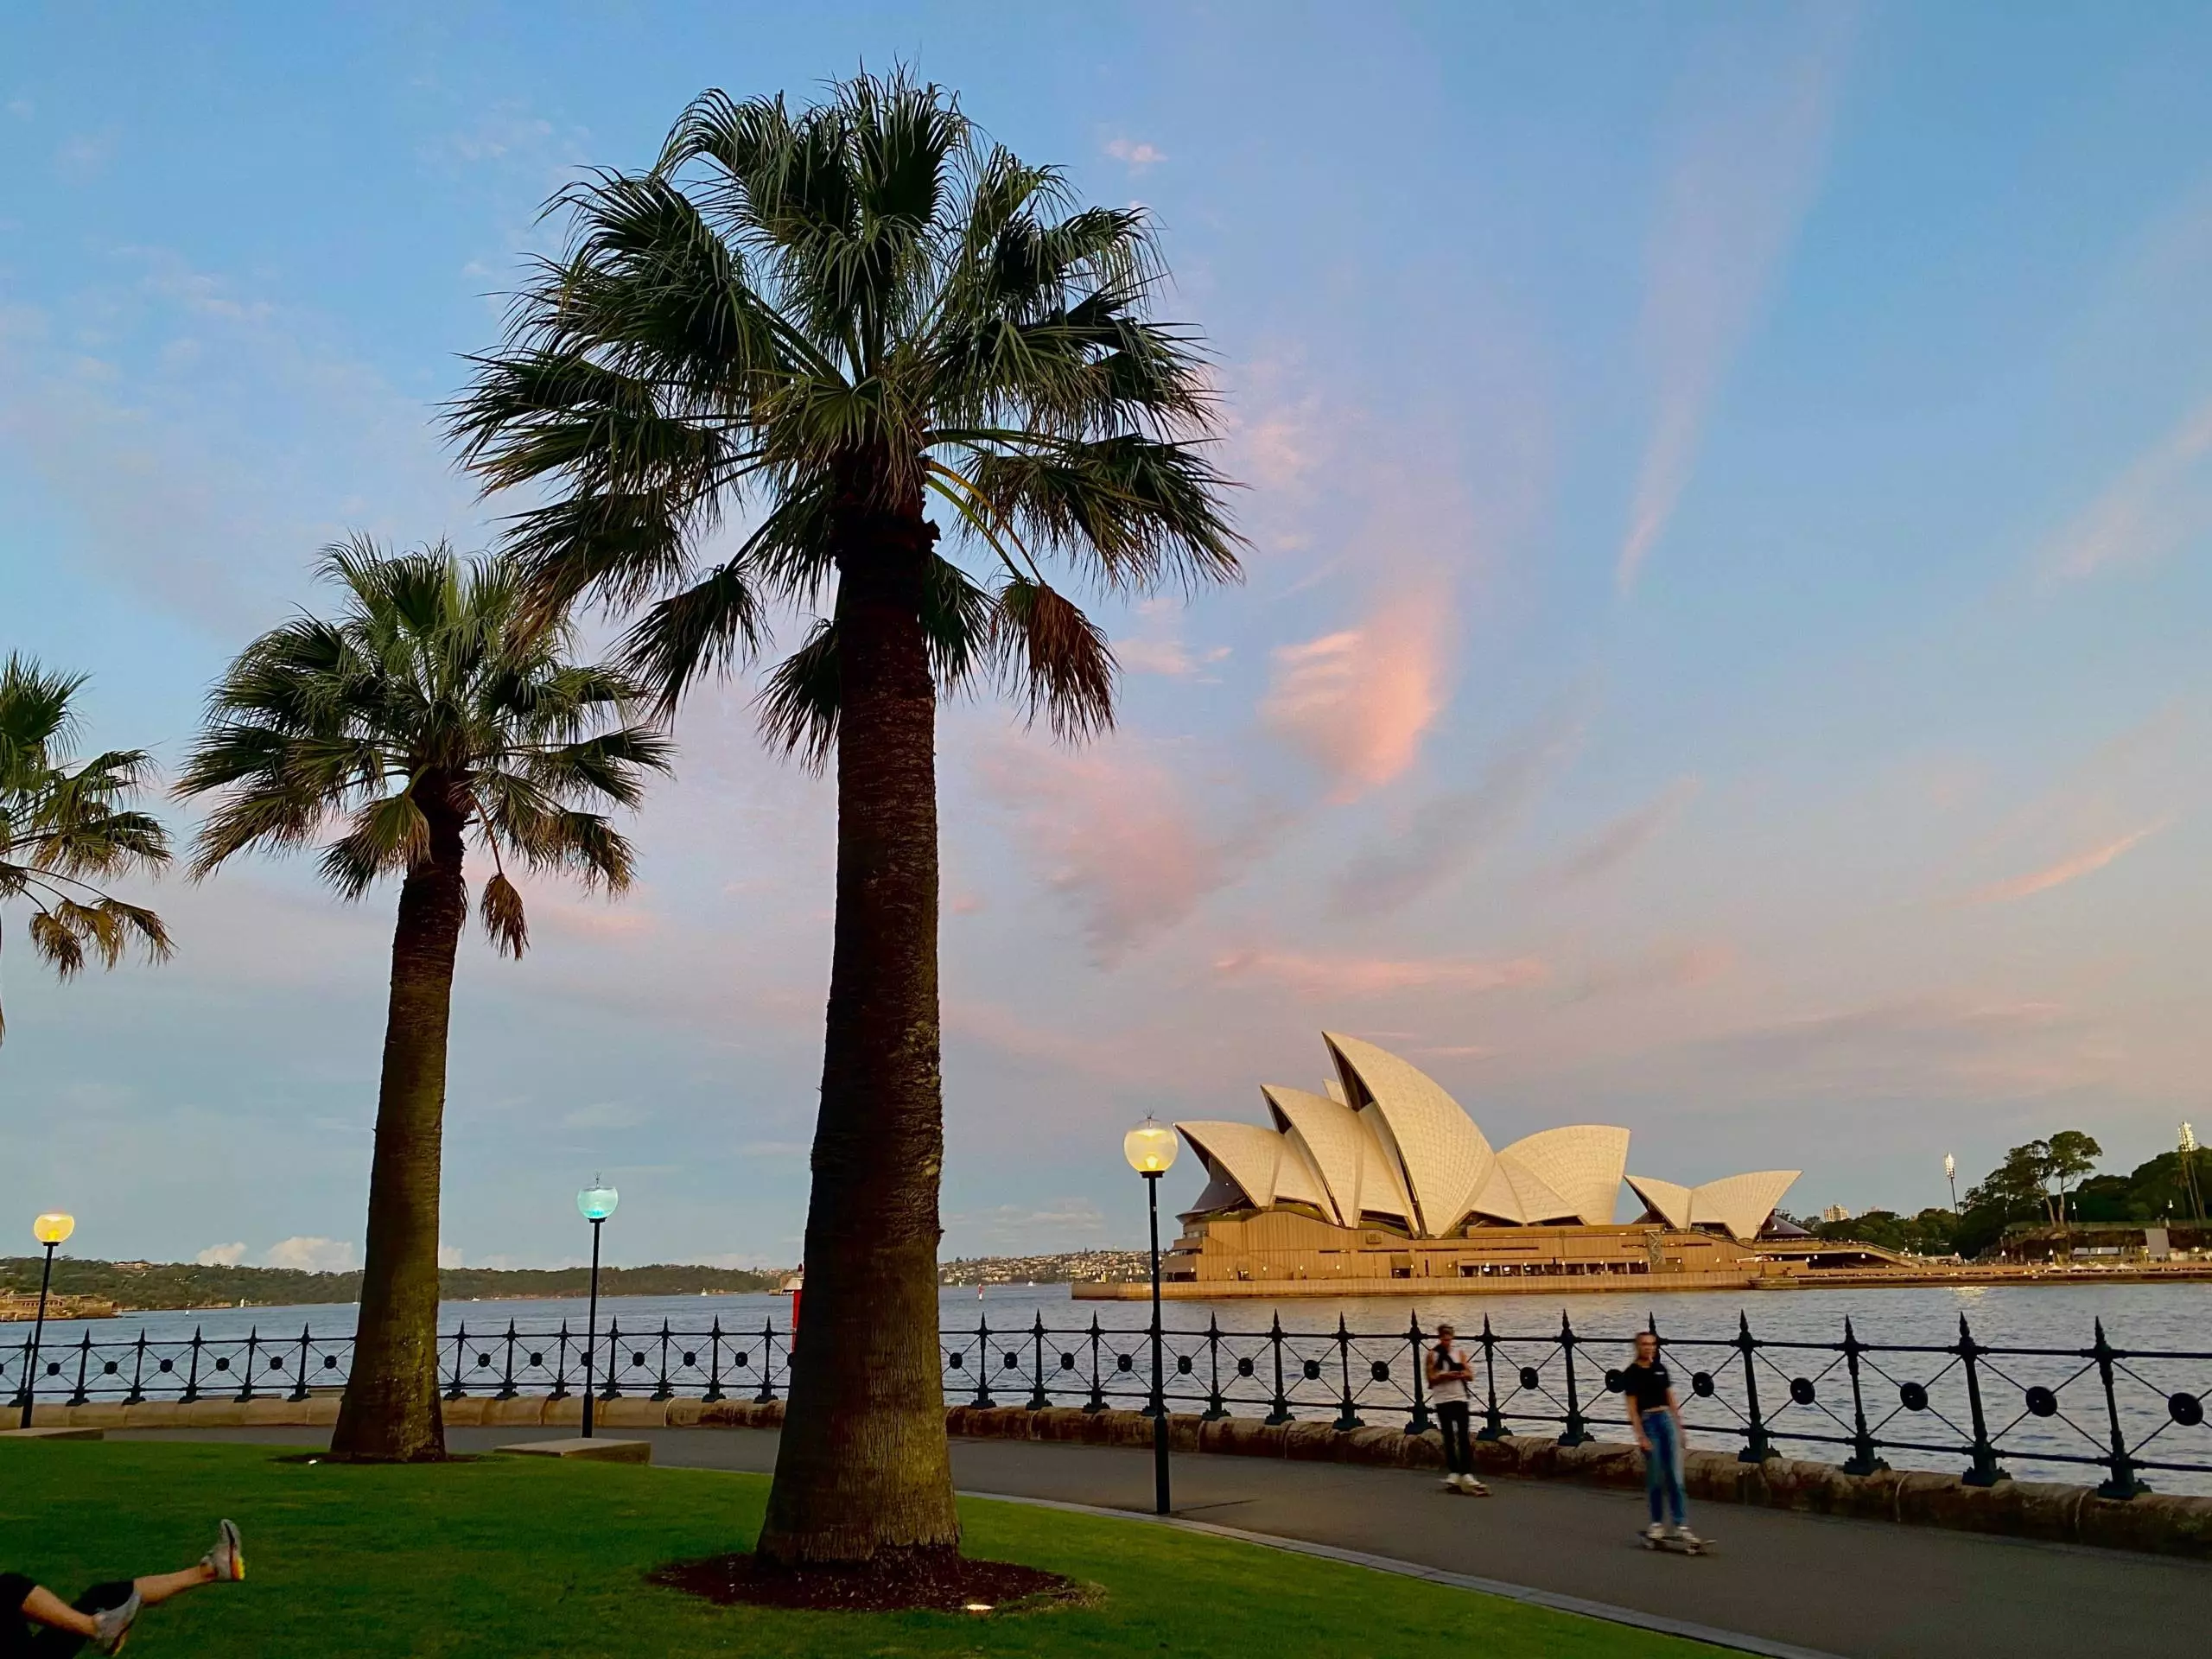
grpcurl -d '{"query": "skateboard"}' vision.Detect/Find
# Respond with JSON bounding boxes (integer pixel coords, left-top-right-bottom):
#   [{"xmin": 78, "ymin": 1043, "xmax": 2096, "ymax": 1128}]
[{"xmin": 1640, "ymin": 1531, "xmax": 1712, "ymax": 1555}]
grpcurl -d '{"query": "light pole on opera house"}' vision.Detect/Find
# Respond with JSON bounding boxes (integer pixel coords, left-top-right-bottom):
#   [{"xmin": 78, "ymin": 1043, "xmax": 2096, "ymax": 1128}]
[
  {"xmin": 1124, "ymin": 1117, "xmax": 1178, "ymax": 1516},
  {"xmin": 19, "ymin": 1211, "xmax": 75, "ymax": 1429},
  {"xmin": 576, "ymin": 1179, "xmax": 618, "ymax": 1438}
]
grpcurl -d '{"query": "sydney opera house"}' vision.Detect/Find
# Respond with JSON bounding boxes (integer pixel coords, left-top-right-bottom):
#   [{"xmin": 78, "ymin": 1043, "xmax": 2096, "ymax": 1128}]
[{"xmin": 1154, "ymin": 1033, "xmax": 1805, "ymax": 1293}]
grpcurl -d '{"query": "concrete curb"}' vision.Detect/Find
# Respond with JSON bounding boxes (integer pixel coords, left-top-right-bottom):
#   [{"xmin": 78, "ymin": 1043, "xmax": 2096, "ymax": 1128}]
[{"xmin": 27, "ymin": 1395, "xmax": 2210, "ymax": 1559}]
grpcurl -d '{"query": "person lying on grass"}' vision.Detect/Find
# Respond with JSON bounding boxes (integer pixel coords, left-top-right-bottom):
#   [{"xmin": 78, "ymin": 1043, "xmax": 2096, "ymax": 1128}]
[{"xmin": 1, "ymin": 1520, "xmax": 242, "ymax": 1656}]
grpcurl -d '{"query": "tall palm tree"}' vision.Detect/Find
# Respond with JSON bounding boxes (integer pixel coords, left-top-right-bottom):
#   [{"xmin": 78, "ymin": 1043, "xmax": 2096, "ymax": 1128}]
[
  {"xmin": 450, "ymin": 71, "xmax": 1241, "ymax": 1564},
  {"xmin": 0, "ymin": 653, "xmax": 172, "ymax": 1043},
  {"xmin": 177, "ymin": 540, "xmax": 671, "ymax": 1461}
]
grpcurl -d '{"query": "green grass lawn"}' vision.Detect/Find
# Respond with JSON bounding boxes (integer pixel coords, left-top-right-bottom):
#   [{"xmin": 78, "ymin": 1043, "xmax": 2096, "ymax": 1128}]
[{"xmin": 2, "ymin": 1441, "xmax": 1715, "ymax": 1657}]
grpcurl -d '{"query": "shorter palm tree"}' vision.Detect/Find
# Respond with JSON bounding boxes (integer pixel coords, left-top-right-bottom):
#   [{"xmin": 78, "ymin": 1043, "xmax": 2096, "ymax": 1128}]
[
  {"xmin": 178, "ymin": 539, "xmax": 672, "ymax": 1461},
  {"xmin": 0, "ymin": 653, "xmax": 172, "ymax": 1043}
]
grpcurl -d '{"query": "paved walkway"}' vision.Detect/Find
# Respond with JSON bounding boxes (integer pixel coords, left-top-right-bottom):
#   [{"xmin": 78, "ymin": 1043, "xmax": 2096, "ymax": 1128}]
[{"xmin": 120, "ymin": 1426, "xmax": 2205, "ymax": 1659}]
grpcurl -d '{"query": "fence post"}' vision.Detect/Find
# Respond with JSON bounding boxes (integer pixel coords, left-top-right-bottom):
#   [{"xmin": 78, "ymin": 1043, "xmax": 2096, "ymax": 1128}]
[
  {"xmin": 652, "ymin": 1321, "xmax": 675, "ymax": 1402},
  {"xmin": 181, "ymin": 1327, "xmax": 203, "ymax": 1405},
  {"xmin": 1736, "ymin": 1312, "xmax": 1774, "ymax": 1463},
  {"xmin": 1405, "ymin": 1311, "xmax": 1431, "ymax": 1434},
  {"xmin": 1556, "ymin": 1311, "xmax": 1590, "ymax": 1446},
  {"xmin": 494, "ymin": 1322, "xmax": 519, "ymax": 1402},
  {"xmin": 289, "ymin": 1325, "xmax": 313, "ymax": 1404},
  {"xmin": 1476, "ymin": 1315, "xmax": 1505, "ymax": 1440},
  {"xmin": 1840, "ymin": 1317, "xmax": 1887, "ymax": 1476},
  {"xmin": 237, "ymin": 1328, "xmax": 260, "ymax": 1404},
  {"xmin": 124, "ymin": 1331, "xmax": 149, "ymax": 1407},
  {"xmin": 1203, "ymin": 1314, "xmax": 1229, "ymax": 1421},
  {"xmin": 68, "ymin": 1332, "xmax": 92, "ymax": 1407},
  {"xmin": 2090, "ymin": 1318, "xmax": 2144, "ymax": 1500},
  {"xmin": 1265, "ymin": 1313, "xmax": 1293, "ymax": 1425},
  {"xmin": 1332, "ymin": 1314, "xmax": 1363, "ymax": 1430},
  {"xmin": 599, "ymin": 1319, "xmax": 622, "ymax": 1400},
  {"xmin": 702, "ymin": 1319, "xmax": 726, "ymax": 1404},
  {"xmin": 1083, "ymin": 1314, "xmax": 1107, "ymax": 1414},
  {"xmin": 753, "ymin": 1319, "xmax": 778, "ymax": 1404},
  {"xmin": 973, "ymin": 1315, "xmax": 995, "ymax": 1409},
  {"xmin": 1956, "ymin": 1313, "xmax": 2005, "ymax": 1486},
  {"xmin": 444, "ymin": 1322, "xmax": 468, "ymax": 1402},
  {"xmin": 548, "ymin": 1322, "xmax": 572, "ymax": 1401},
  {"xmin": 1027, "ymin": 1315, "xmax": 1050, "ymax": 1412},
  {"xmin": 7, "ymin": 1332, "xmax": 29, "ymax": 1411}
]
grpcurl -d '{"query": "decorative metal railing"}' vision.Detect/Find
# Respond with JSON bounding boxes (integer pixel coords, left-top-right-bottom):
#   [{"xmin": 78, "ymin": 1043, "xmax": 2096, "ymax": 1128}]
[{"xmin": 8, "ymin": 1308, "xmax": 2206, "ymax": 1497}]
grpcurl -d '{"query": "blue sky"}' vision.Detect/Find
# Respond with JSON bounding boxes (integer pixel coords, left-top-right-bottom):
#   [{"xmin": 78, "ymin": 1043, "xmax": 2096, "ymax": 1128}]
[{"xmin": 4, "ymin": 3, "xmax": 2210, "ymax": 1271}]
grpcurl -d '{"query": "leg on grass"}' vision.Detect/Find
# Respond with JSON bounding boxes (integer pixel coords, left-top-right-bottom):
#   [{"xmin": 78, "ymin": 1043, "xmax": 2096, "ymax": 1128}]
[
  {"xmin": 131, "ymin": 1564, "xmax": 217, "ymax": 1606},
  {"xmin": 19, "ymin": 1583, "xmax": 99, "ymax": 1638}
]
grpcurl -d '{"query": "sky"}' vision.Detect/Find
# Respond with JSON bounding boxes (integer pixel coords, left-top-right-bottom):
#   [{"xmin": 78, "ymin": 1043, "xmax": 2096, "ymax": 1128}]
[{"xmin": 4, "ymin": 2, "xmax": 2211, "ymax": 1273}]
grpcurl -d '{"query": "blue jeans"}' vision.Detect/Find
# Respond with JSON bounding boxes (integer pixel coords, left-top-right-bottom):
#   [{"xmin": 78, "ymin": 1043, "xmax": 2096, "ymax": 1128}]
[{"xmin": 1642, "ymin": 1408, "xmax": 1687, "ymax": 1527}]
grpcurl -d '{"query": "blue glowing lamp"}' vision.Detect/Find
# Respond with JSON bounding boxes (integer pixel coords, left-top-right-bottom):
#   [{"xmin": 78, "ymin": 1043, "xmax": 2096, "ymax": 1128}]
[{"xmin": 577, "ymin": 1180, "xmax": 619, "ymax": 1222}]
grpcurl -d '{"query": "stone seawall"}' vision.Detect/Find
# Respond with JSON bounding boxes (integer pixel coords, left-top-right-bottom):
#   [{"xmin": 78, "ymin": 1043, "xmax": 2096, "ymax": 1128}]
[{"xmin": 29, "ymin": 1395, "xmax": 2210, "ymax": 1560}]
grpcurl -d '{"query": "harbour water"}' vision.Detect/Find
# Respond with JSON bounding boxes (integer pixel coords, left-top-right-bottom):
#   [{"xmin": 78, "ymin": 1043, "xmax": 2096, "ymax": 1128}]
[{"xmin": 13, "ymin": 1280, "xmax": 2208, "ymax": 1493}]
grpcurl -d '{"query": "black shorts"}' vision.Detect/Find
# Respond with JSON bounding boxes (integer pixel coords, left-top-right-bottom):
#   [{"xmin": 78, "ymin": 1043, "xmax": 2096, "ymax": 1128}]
[{"xmin": 1, "ymin": 1573, "xmax": 134, "ymax": 1658}]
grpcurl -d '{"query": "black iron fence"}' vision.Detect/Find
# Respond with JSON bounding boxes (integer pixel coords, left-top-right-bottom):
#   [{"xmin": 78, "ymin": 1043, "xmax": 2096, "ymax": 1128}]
[{"xmin": 8, "ymin": 1308, "xmax": 2207, "ymax": 1497}]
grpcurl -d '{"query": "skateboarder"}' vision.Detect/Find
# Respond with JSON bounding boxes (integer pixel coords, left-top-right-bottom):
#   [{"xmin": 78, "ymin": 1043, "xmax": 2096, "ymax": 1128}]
[
  {"xmin": 1624, "ymin": 1332, "xmax": 1702, "ymax": 1551},
  {"xmin": 1427, "ymin": 1323, "xmax": 1489, "ymax": 1496}
]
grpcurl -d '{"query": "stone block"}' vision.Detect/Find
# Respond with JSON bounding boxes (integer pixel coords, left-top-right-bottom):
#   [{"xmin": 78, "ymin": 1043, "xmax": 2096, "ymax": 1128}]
[
  {"xmin": 1281, "ymin": 1421, "xmax": 1342, "ymax": 1462},
  {"xmin": 540, "ymin": 1397, "xmax": 585, "ymax": 1429},
  {"xmin": 176, "ymin": 1402, "xmax": 247, "ymax": 1429},
  {"xmin": 597, "ymin": 1397, "xmax": 672, "ymax": 1429},
  {"xmin": 481, "ymin": 1396, "xmax": 549, "ymax": 1427},
  {"xmin": 442, "ymin": 1397, "xmax": 488, "ymax": 1427},
  {"xmin": 664, "ymin": 1399, "xmax": 702, "ymax": 1427},
  {"xmin": 497, "ymin": 1437, "xmax": 652, "ymax": 1464},
  {"xmin": 65, "ymin": 1404, "xmax": 126, "ymax": 1428}
]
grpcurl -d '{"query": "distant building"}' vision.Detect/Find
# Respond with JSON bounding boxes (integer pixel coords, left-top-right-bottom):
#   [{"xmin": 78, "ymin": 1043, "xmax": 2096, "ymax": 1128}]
[
  {"xmin": 1821, "ymin": 1205, "xmax": 1853, "ymax": 1224},
  {"xmin": 1157, "ymin": 1033, "xmax": 1802, "ymax": 1291}
]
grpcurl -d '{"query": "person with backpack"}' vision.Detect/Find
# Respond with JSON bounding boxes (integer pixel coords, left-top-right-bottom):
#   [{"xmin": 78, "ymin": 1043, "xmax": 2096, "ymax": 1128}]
[{"xmin": 1427, "ymin": 1323, "xmax": 1489, "ymax": 1496}]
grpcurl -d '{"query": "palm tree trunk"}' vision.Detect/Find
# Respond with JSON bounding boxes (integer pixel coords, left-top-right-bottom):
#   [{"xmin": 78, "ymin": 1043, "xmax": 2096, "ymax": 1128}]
[
  {"xmin": 758, "ymin": 503, "xmax": 959, "ymax": 1566},
  {"xmin": 332, "ymin": 797, "xmax": 467, "ymax": 1461}
]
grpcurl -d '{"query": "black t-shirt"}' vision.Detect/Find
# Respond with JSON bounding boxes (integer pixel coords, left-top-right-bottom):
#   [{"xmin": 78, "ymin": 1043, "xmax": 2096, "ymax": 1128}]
[
  {"xmin": 1622, "ymin": 1359, "xmax": 1672, "ymax": 1412},
  {"xmin": 2, "ymin": 1573, "xmax": 37, "ymax": 1658}
]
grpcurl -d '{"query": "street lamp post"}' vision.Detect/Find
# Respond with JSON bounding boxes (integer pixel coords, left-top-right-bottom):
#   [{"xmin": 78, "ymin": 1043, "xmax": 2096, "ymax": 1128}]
[
  {"xmin": 575, "ymin": 1179, "xmax": 618, "ymax": 1438},
  {"xmin": 1945, "ymin": 1154, "xmax": 1959, "ymax": 1217},
  {"xmin": 1123, "ymin": 1118, "xmax": 1179, "ymax": 1516},
  {"xmin": 2181, "ymin": 1125, "xmax": 2204, "ymax": 1224},
  {"xmin": 20, "ymin": 1213, "xmax": 75, "ymax": 1429}
]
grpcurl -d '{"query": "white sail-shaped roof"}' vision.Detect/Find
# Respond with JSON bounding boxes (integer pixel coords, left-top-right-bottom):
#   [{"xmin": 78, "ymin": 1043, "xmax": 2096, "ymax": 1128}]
[
  {"xmin": 1627, "ymin": 1170, "xmax": 1801, "ymax": 1241},
  {"xmin": 1626, "ymin": 1174, "xmax": 1694, "ymax": 1230},
  {"xmin": 1353, "ymin": 1106, "xmax": 1418, "ymax": 1225},
  {"xmin": 1263, "ymin": 1085, "xmax": 1357, "ymax": 1225},
  {"xmin": 1324, "ymin": 1032, "xmax": 1492, "ymax": 1236},
  {"xmin": 1176, "ymin": 1120, "xmax": 1332, "ymax": 1214},
  {"xmin": 1467, "ymin": 1155, "xmax": 1568, "ymax": 1224},
  {"xmin": 1688, "ymin": 1171, "xmax": 1801, "ymax": 1242},
  {"xmin": 1498, "ymin": 1126, "xmax": 1630, "ymax": 1227}
]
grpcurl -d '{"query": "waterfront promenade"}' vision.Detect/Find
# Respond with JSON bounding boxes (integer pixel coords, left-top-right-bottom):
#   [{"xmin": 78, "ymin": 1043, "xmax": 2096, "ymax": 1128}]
[{"xmin": 113, "ymin": 1423, "xmax": 2202, "ymax": 1659}]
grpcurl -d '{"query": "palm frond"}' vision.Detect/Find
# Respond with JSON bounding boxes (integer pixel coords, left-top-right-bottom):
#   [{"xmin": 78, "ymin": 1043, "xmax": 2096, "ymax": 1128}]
[
  {"xmin": 480, "ymin": 871, "xmax": 530, "ymax": 958},
  {"xmin": 989, "ymin": 576, "xmax": 1116, "ymax": 741}
]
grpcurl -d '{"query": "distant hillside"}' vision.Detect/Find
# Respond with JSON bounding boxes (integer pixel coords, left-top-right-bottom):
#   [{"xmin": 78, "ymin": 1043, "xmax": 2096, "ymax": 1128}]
[
  {"xmin": 938, "ymin": 1249, "xmax": 1147, "ymax": 1287},
  {"xmin": 0, "ymin": 1256, "xmax": 781, "ymax": 1313}
]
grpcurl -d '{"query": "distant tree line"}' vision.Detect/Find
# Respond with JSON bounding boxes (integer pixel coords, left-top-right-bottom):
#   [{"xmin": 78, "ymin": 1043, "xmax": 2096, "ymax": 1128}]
[
  {"xmin": 1796, "ymin": 1132, "xmax": 2207, "ymax": 1260},
  {"xmin": 0, "ymin": 1256, "xmax": 779, "ymax": 1311}
]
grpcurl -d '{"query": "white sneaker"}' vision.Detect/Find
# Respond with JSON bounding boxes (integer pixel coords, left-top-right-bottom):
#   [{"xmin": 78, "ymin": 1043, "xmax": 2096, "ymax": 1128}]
[
  {"xmin": 1643, "ymin": 1522, "xmax": 1668, "ymax": 1543},
  {"xmin": 1671, "ymin": 1525, "xmax": 1702, "ymax": 1549}
]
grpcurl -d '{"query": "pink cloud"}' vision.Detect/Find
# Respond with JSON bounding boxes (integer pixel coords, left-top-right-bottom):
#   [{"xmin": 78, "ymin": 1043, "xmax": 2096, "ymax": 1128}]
[
  {"xmin": 2042, "ymin": 397, "xmax": 2212, "ymax": 582},
  {"xmin": 1616, "ymin": 16, "xmax": 1853, "ymax": 594},
  {"xmin": 1961, "ymin": 819, "xmax": 2172, "ymax": 906},
  {"xmin": 970, "ymin": 739, "xmax": 1269, "ymax": 962},
  {"xmin": 1554, "ymin": 774, "xmax": 1700, "ymax": 885},
  {"xmin": 1260, "ymin": 584, "xmax": 1452, "ymax": 801},
  {"xmin": 1211, "ymin": 948, "xmax": 1549, "ymax": 1001}
]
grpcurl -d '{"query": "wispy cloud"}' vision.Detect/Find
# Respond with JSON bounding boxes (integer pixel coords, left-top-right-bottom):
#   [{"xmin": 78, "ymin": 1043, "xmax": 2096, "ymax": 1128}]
[
  {"xmin": 1330, "ymin": 696, "xmax": 1588, "ymax": 913},
  {"xmin": 1616, "ymin": 16, "xmax": 1854, "ymax": 594},
  {"xmin": 264, "ymin": 1236, "xmax": 356, "ymax": 1273},
  {"xmin": 971, "ymin": 737, "xmax": 1274, "ymax": 961},
  {"xmin": 1212, "ymin": 949, "xmax": 1548, "ymax": 1001},
  {"xmin": 1961, "ymin": 818, "xmax": 2172, "ymax": 906},
  {"xmin": 2042, "ymin": 397, "xmax": 2212, "ymax": 583},
  {"xmin": 1104, "ymin": 137, "xmax": 1166, "ymax": 171},
  {"xmin": 195, "ymin": 1242, "xmax": 248, "ymax": 1267},
  {"xmin": 1554, "ymin": 775, "xmax": 1701, "ymax": 884},
  {"xmin": 1261, "ymin": 582, "xmax": 1452, "ymax": 801}
]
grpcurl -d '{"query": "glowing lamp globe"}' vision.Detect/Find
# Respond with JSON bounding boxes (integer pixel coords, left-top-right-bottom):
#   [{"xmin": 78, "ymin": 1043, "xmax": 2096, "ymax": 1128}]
[
  {"xmin": 32, "ymin": 1213, "xmax": 74, "ymax": 1247},
  {"xmin": 1123, "ymin": 1119, "xmax": 1179, "ymax": 1176},
  {"xmin": 576, "ymin": 1183, "xmax": 619, "ymax": 1223}
]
